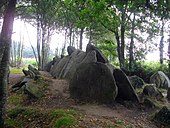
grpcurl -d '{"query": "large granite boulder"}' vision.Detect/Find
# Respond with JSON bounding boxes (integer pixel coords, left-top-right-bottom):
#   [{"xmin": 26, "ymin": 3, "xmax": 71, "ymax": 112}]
[
  {"xmin": 58, "ymin": 50, "xmax": 81, "ymax": 78},
  {"xmin": 45, "ymin": 56, "xmax": 60, "ymax": 72},
  {"xmin": 70, "ymin": 62, "xmax": 118, "ymax": 104},
  {"xmin": 51, "ymin": 56, "xmax": 70, "ymax": 78},
  {"xmin": 67, "ymin": 46, "xmax": 76, "ymax": 56},
  {"xmin": 113, "ymin": 68, "xmax": 139, "ymax": 102},
  {"xmin": 105, "ymin": 63, "xmax": 115, "ymax": 74},
  {"xmin": 128, "ymin": 75, "xmax": 145, "ymax": 89},
  {"xmin": 86, "ymin": 43, "xmax": 108, "ymax": 63},
  {"xmin": 143, "ymin": 84, "xmax": 163, "ymax": 99},
  {"xmin": 154, "ymin": 106, "xmax": 170, "ymax": 127},
  {"xmin": 50, "ymin": 47, "xmax": 98, "ymax": 80},
  {"xmin": 50, "ymin": 57, "xmax": 62, "ymax": 76},
  {"xmin": 44, "ymin": 61, "xmax": 53, "ymax": 72},
  {"xmin": 150, "ymin": 71, "xmax": 170, "ymax": 89},
  {"xmin": 63, "ymin": 50, "xmax": 97, "ymax": 80},
  {"xmin": 50, "ymin": 44, "xmax": 110, "ymax": 80}
]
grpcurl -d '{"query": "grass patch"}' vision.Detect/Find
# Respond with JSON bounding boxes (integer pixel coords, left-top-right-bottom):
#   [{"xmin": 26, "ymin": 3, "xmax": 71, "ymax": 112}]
[
  {"xmin": 108, "ymin": 118, "xmax": 133, "ymax": 128},
  {"xmin": 54, "ymin": 115, "xmax": 76, "ymax": 128},
  {"xmin": 5, "ymin": 107, "xmax": 51, "ymax": 128},
  {"xmin": 10, "ymin": 67, "xmax": 23, "ymax": 74},
  {"xmin": 51, "ymin": 109, "xmax": 77, "ymax": 128},
  {"xmin": 22, "ymin": 58, "xmax": 37, "ymax": 67},
  {"xmin": 5, "ymin": 118, "xmax": 23, "ymax": 128},
  {"xmin": 7, "ymin": 94, "xmax": 26, "ymax": 106},
  {"xmin": 7, "ymin": 107, "xmax": 36, "ymax": 119},
  {"xmin": 5, "ymin": 106, "xmax": 78, "ymax": 128}
]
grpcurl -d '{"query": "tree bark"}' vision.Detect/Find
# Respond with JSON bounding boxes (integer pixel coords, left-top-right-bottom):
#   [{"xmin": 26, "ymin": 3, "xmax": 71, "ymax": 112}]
[
  {"xmin": 61, "ymin": 29, "xmax": 67, "ymax": 56},
  {"xmin": 88, "ymin": 28, "xmax": 92, "ymax": 44},
  {"xmin": 37, "ymin": 18, "xmax": 42, "ymax": 70},
  {"xmin": 120, "ymin": 25, "xmax": 125, "ymax": 69},
  {"xmin": 168, "ymin": 35, "xmax": 170, "ymax": 73},
  {"xmin": 120, "ymin": 9, "xmax": 126, "ymax": 69},
  {"xmin": 41, "ymin": 26, "xmax": 46, "ymax": 70},
  {"xmin": 129, "ymin": 13, "xmax": 136, "ymax": 70},
  {"xmin": 159, "ymin": 21, "xmax": 165, "ymax": 65},
  {"xmin": 0, "ymin": 0, "xmax": 16, "ymax": 127},
  {"xmin": 41, "ymin": 26, "xmax": 51, "ymax": 70},
  {"xmin": 69, "ymin": 24, "xmax": 73, "ymax": 46},
  {"xmin": 79, "ymin": 28, "xmax": 84, "ymax": 50},
  {"xmin": 114, "ymin": 31, "xmax": 122, "ymax": 68}
]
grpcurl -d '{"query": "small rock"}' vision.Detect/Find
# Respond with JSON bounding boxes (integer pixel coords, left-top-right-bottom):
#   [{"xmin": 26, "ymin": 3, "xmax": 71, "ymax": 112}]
[
  {"xmin": 143, "ymin": 98, "xmax": 156, "ymax": 108},
  {"xmin": 143, "ymin": 84, "xmax": 163, "ymax": 100},
  {"xmin": 154, "ymin": 106, "xmax": 170, "ymax": 127}
]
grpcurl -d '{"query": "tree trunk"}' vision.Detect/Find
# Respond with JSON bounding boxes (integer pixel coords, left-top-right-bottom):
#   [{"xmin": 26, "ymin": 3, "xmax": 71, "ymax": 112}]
[
  {"xmin": 168, "ymin": 36, "xmax": 170, "ymax": 74},
  {"xmin": 0, "ymin": 0, "xmax": 16, "ymax": 127},
  {"xmin": 159, "ymin": 21, "xmax": 165, "ymax": 65},
  {"xmin": 88, "ymin": 28, "xmax": 92, "ymax": 44},
  {"xmin": 69, "ymin": 24, "xmax": 73, "ymax": 46},
  {"xmin": 119, "ymin": 9, "xmax": 126, "ymax": 69},
  {"xmin": 44, "ymin": 27, "xmax": 51, "ymax": 68},
  {"xmin": 41, "ymin": 27, "xmax": 46, "ymax": 70},
  {"xmin": 129, "ymin": 13, "xmax": 136, "ymax": 70},
  {"xmin": 61, "ymin": 29, "xmax": 67, "ymax": 56},
  {"xmin": 114, "ymin": 31, "xmax": 122, "ymax": 68},
  {"xmin": 79, "ymin": 28, "xmax": 84, "ymax": 50},
  {"xmin": 120, "ymin": 25, "xmax": 125, "ymax": 69},
  {"xmin": 13, "ymin": 41, "xmax": 16, "ymax": 66},
  {"xmin": 18, "ymin": 41, "xmax": 24, "ymax": 68},
  {"xmin": 37, "ymin": 19, "xmax": 42, "ymax": 70},
  {"xmin": 160, "ymin": 36, "xmax": 164, "ymax": 64}
]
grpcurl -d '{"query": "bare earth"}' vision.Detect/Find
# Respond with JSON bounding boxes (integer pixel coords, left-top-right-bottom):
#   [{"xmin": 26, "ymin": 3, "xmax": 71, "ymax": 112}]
[{"xmin": 9, "ymin": 72, "xmax": 158, "ymax": 128}]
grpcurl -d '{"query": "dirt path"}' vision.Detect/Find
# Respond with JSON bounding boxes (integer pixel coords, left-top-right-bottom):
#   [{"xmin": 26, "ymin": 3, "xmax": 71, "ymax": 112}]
[
  {"xmin": 73, "ymin": 104, "xmax": 157, "ymax": 128},
  {"xmin": 9, "ymin": 72, "xmax": 158, "ymax": 128}
]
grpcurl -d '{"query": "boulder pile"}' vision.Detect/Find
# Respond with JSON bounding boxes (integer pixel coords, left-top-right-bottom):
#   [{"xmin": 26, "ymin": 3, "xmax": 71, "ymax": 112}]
[{"xmin": 48, "ymin": 44, "xmax": 139, "ymax": 104}]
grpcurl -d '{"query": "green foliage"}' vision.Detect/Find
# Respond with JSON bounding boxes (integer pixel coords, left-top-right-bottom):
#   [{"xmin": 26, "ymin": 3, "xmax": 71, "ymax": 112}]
[
  {"xmin": 124, "ymin": 60, "xmax": 169, "ymax": 83},
  {"xmin": 96, "ymin": 34, "xmax": 118, "ymax": 62}
]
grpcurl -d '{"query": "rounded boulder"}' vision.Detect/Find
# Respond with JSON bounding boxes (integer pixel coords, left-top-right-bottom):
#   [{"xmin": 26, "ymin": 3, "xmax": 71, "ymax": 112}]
[{"xmin": 69, "ymin": 62, "xmax": 118, "ymax": 104}]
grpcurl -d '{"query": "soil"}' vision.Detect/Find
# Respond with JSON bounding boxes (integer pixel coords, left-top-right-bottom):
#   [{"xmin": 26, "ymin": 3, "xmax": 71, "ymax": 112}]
[{"xmin": 8, "ymin": 72, "xmax": 159, "ymax": 128}]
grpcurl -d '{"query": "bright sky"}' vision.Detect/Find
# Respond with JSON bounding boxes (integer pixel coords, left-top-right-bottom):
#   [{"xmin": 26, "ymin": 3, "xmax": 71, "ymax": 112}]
[
  {"xmin": 12, "ymin": 19, "xmax": 64, "ymax": 50},
  {"xmin": 12, "ymin": 19, "xmax": 88, "ymax": 53},
  {"xmin": 10, "ymin": 19, "xmax": 170, "ymax": 61}
]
